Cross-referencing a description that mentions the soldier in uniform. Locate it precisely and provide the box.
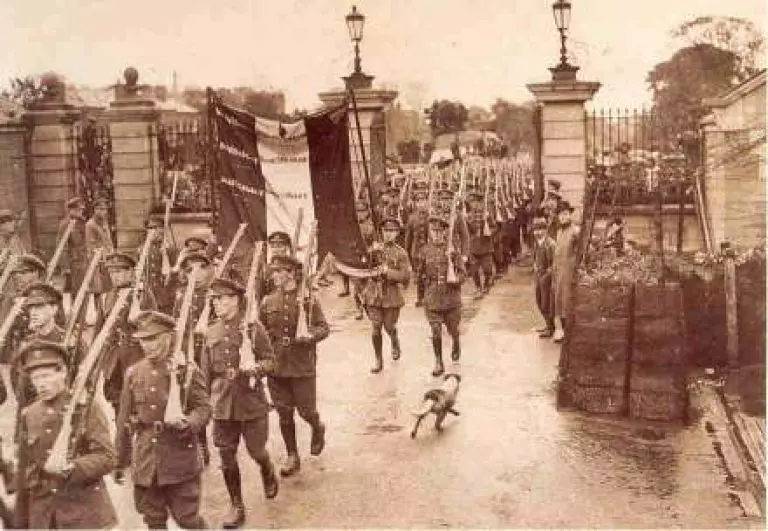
[261,255,329,478]
[56,197,87,293]
[264,231,293,296]
[422,216,466,377]
[15,340,118,529]
[99,251,156,415]
[115,311,211,530]
[85,197,115,299]
[0,209,26,255]
[0,255,46,366]
[467,195,495,298]
[404,189,430,307]
[200,278,279,528]
[363,218,411,373]
[144,218,175,313]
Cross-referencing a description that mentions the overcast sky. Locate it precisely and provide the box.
[0,0,764,111]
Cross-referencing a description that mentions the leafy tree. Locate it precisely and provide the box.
[490,99,536,155]
[3,75,50,107]
[672,16,765,81]
[426,100,468,136]
[647,44,741,142]
[396,139,421,164]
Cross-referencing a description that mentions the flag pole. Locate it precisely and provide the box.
[347,86,379,236]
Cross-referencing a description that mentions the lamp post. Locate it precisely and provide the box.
[549,0,579,81]
[344,5,374,89]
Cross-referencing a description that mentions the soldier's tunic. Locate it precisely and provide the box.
[116,358,211,529]
[552,223,580,319]
[57,214,87,292]
[200,315,275,456]
[468,214,494,288]
[173,280,211,365]
[362,241,411,332]
[9,325,66,409]
[261,290,329,417]
[404,210,429,302]
[422,241,465,336]
[85,217,114,295]
[18,391,117,529]
[146,241,174,314]
[533,236,556,328]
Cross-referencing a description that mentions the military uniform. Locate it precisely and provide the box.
[362,218,411,373]
[56,198,88,293]
[261,255,329,478]
[423,217,466,376]
[85,207,115,296]
[200,278,278,527]
[16,341,117,529]
[144,219,175,314]
[468,208,495,294]
[116,311,210,529]
[404,208,430,306]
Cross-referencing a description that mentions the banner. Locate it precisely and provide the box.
[305,103,370,269]
[211,93,266,245]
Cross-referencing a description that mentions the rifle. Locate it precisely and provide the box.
[295,222,317,340]
[128,229,155,322]
[482,163,492,237]
[63,249,104,343]
[46,219,74,282]
[0,362,17,527]
[427,166,436,216]
[493,167,504,223]
[0,254,17,299]
[161,171,180,281]
[397,172,412,223]
[168,266,198,422]
[446,167,466,284]
[242,242,265,389]
[292,208,304,258]
[193,223,247,336]
[0,297,25,352]
[44,286,131,472]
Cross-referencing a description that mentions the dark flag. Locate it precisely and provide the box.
[305,103,370,270]
[209,90,266,245]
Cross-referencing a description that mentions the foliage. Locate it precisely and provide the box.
[2,75,49,107]
[396,139,421,164]
[646,44,741,140]
[426,99,468,136]
[490,99,536,155]
[672,16,765,81]
[181,86,292,120]
[422,142,435,163]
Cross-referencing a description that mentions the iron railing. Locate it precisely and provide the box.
[156,119,213,213]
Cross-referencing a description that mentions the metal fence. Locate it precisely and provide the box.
[74,119,116,243]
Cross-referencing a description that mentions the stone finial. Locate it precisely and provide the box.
[39,72,66,103]
[124,67,139,88]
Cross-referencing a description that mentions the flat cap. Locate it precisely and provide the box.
[267,231,292,246]
[0,209,14,223]
[23,282,62,306]
[411,190,428,200]
[66,196,85,209]
[380,217,401,230]
[14,254,45,274]
[268,254,301,273]
[437,189,454,200]
[209,277,246,297]
[180,251,211,271]
[555,200,574,214]
[19,340,68,372]
[184,236,209,249]
[132,311,176,339]
[412,181,429,190]
[105,251,136,269]
[428,215,449,228]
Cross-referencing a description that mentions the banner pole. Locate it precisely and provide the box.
[206,87,219,236]
[347,87,379,236]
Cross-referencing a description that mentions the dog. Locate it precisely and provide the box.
[410,373,461,439]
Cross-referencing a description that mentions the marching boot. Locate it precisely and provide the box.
[310,417,326,456]
[451,339,461,362]
[222,466,245,529]
[415,277,425,307]
[391,331,401,361]
[279,421,301,477]
[258,458,279,499]
[431,336,445,377]
[370,334,383,373]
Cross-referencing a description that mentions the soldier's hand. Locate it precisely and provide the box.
[113,468,126,485]
[294,335,313,345]
[43,457,74,478]
[165,415,190,431]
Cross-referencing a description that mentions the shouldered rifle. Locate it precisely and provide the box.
[398,172,413,223]
[128,229,155,322]
[494,167,504,223]
[427,166,436,216]
[242,242,265,388]
[46,219,75,282]
[482,163,492,237]
[0,253,17,299]
[295,222,317,340]
[194,223,247,335]
[161,171,180,281]
[0,297,26,351]
[63,249,104,344]
[168,266,198,421]
[45,286,131,473]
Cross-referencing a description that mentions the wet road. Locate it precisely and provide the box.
[104,265,754,527]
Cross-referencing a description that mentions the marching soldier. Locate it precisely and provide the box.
[200,278,279,528]
[404,189,430,307]
[422,215,466,377]
[264,231,293,296]
[14,340,118,529]
[0,209,26,255]
[467,197,495,298]
[261,255,329,478]
[85,197,115,298]
[144,218,175,313]
[56,197,88,293]
[99,251,157,414]
[0,254,46,365]
[115,311,211,530]
[363,218,411,373]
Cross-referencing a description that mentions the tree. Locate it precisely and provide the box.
[490,99,536,155]
[426,100,468,136]
[3,75,50,107]
[647,44,741,142]
[396,139,421,164]
[672,16,765,81]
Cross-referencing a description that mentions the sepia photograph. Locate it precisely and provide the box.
[0,0,765,528]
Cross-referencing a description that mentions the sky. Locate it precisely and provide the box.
[0,0,764,112]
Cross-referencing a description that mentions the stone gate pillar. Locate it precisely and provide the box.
[318,79,397,197]
[23,75,81,254]
[527,74,600,221]
[107,67,159,250]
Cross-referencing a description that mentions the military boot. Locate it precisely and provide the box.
[258,458,279,499]
[310,418,326,456]
[221,467,245,529]
[279,421,301,477]
[451,339,461,362]
[431,336,445,377]
[391,331,401,361]
[371,334,383,373]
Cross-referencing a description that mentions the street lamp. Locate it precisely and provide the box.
[550,0,579,81]
[344,5,374,89]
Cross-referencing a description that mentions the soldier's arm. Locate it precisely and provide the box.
[307,299,330,344]
[67,401,117,485]
[114,368,134,471]
[249,320,275,376]
[457,214,471,257]
[199,342,212,392]
[184,368,211,434]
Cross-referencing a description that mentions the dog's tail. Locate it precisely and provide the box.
[411,397,436,416]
